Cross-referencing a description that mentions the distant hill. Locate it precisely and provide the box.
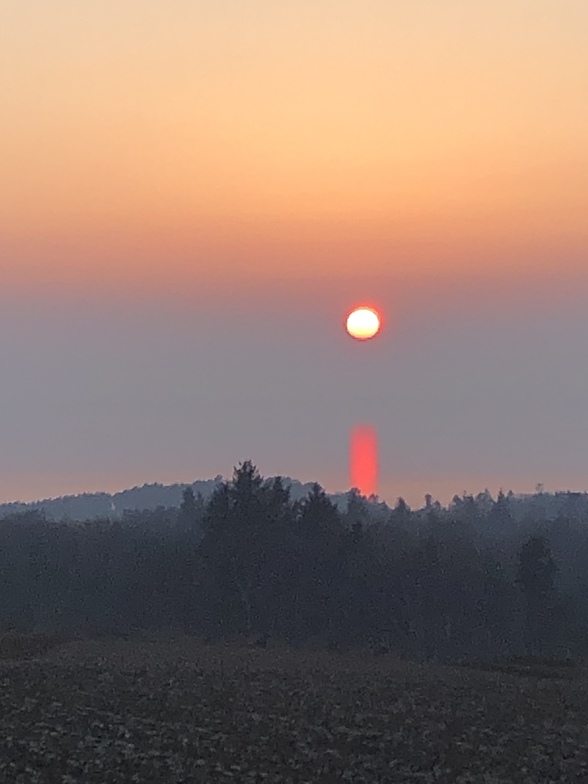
[0,476,330,522]
[2,475,587,525]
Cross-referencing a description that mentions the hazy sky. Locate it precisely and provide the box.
[2,1,588,505]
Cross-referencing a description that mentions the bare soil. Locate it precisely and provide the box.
[0,636,586,783]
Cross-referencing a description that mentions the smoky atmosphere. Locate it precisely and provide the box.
[2,1,588,781]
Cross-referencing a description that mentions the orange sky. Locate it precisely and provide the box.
[3,1,588,298]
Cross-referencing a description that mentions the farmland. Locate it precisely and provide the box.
[0,637,586,783]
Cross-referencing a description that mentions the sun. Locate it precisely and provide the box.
[346,306,381,340]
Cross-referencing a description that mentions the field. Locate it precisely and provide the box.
[0,636,587,783]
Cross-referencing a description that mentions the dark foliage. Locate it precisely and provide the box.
[0,464,586,662]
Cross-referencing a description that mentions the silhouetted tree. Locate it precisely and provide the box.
[517,534,557,656]
[200,462,281,637]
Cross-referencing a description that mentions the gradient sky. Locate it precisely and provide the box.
[2,1,588,506]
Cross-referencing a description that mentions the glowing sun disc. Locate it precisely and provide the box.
[346,307,381,340]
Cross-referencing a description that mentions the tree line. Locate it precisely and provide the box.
[0,461,586,662]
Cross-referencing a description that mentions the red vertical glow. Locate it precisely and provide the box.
[350,424,378,498]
